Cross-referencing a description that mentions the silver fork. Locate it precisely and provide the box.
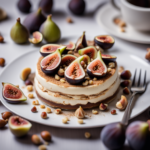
[121,69,147,126]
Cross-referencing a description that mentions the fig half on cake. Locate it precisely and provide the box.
[87,51,107,78]
[61,54,77,66]
[102,54,117,62]
[41,46,66,75]
[65,56,85,85]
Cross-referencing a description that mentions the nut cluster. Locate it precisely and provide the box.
[116,95,128,110]
[114,18,126,32]
[99,103,108,111]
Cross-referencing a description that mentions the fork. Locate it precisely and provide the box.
[121,69,147,126]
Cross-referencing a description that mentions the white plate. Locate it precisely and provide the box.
[0,36,150,129]
[95,3,150,44]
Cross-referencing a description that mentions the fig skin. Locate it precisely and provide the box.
[23,8,46,34]
[10,18,29,44]
[68,0,86,16]
[101,54,117,63]
[17,0,31,13]
[66,41,76,51]
[9,116,32,137]
[39,0,53,14]
[61,54,77,66]
[101,123,125,150]
[94,35,115,50]
[40,15,61,43]
[126,121,150,150]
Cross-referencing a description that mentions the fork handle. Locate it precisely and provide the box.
[121,92,137,126]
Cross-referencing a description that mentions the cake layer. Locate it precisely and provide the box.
[36,57,118,96]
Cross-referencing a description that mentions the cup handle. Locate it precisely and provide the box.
[111,0,121,11]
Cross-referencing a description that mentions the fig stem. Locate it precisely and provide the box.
[17,18,20,23]
[47,14,52,20]
[37,8,42,15]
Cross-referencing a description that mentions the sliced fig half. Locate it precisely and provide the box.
[2,82,27,104]
[78,46,97,59]
[94,35,115,49]
[61,54,77,66]
[102,54,117,62]
[65,56,85,85]
[66,41,75,51]
[9,116,32,137]
[29,31,43,44]
[41,47,66,75]
[87,51,107,78]
[75,31,87,52]
[82,54,90,65]
[40,44,65,57]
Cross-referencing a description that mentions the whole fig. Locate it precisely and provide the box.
[40,14,61,43]
[10,18,29,44]
[39,0,53,14]
[23,8,46,33]
[101,123,125,150]
[17,0,31,13]
[126,121,150,150]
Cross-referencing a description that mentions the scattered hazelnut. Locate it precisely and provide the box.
[16,85,19,88]
[31,106,37,113]
[82,80,89,86]
[1,111,13,120]
[66,17,73,23]
[121,70,131,79]
[99,103,108,111]
[27,85,33,92]
[31,134,41,145]
[67,50,73,54]
[25,80,33,86]
[145,48,150,61]
[85,132,91,139]
[60,78,65,83]
[46,107,51,113]
[32,100,39,105]
[0,36,4,43]
[88,80,93,85]
[41,131,51,141]
[120,80,130,87]
[107,68,112,72]
[75,106,85,119]
[78,119,83,124]
[111,110,116,115]
[58,68,64,77]
[20,67,31,81]
[40,104,46,109]
[114,18,121,25]
[108,62,115,68]
[119,21,126,27]
[123,87,130,95]
[55,74,60,81]
[0,58,5,67]
[55,108,61,114]
[92,110,98,114]
[0,119,7,128]
[28,93,34,99]
[116,95,128,110]
[93,77,97,81]
[41,112,47,119]
[38,145,47,150]
[118,66,124,74]
[62,117,68,124]
[85,76,90,80]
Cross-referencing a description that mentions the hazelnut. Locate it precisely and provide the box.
[31,134,41,145]
[120,80,130,87]
[1,111,13,120]
[111,110,116,115]
[66,17,73,23]
[25,80,33,86]
[58,68,64,77]
[41,131,51,141]
[55,109,61,114]
[67,50,73,54]
[38,145,47,150]
[32,100,39,105]
[40,104,46,109]
[16,85,19,88]
[93,77,97,81]
[121,70,131,79]
[62,117,68,124]
[41,112,47,119]
[78,119,83,124]
[119,21,126,27]
[60,78,65,83]
[0,58,5,67]
[92,110,98,114]
[107,68,112,72]
[116,95,128,110]
[118,66,124,74]
[99,103,108,111]
[27,85,33,92]
[145,50,150,61]
[108,62,115,68]
[0,119,7,128]
[0,36,4,43]
[28,93,34,99]
[55,74,60,81]
[20,67,31,81]
[114,18,121,25]
[75,106,85,119]
[82,80,88,86]
[85,132,91,139]
[123,87,130,95]
[46,107,51,113]
[31,106,37,113]
[89,80,93,85]
[85,76,90,80]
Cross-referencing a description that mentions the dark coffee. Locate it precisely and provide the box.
[127,0,150,8]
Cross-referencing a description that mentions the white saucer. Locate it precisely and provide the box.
[95,3,150,44]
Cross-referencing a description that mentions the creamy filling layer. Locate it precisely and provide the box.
[34,77,120,106]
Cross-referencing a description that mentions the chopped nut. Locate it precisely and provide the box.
[92,110,98,114]
[58,68,64,77]
[123,87,130,95]
[66,17,73,23]
[55,74,60,81]
[88,80,93,85]
[119,21,126,27]
[93,77,97,81]
[16,85,19,88]
[116,95,128,110]
[60,78,65,83]
[114,18,121,25]
[0,58,5,67]
[84,69,87,72]
[119,27,125,32]
[62,117,68,124]
[31,106,37,113]
[40,104,46,109]
[31,134,41,145]
[28,93,34,99]
[85,76,90,80]
[46,107,51,113]
[145,49,150,61]
[111,110,116,115]
[108,62,115,68]
[27,85,33,92]
[85,132,91,139]
[55,108,61,114]
[0,36,4,43]
[118,66,124,74]
[41,112,47,119]
[84,64,87,69]
[107,68,112,72]
[38,145,47,150]
[44,142,49,145]
[32,100,39,105]
[67,50,73,54]
[82,80,88,86]
[75,106,85,119]
[99,103,108,111]
[78,119,83,124]
[20,67,31,81]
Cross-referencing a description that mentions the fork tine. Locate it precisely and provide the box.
[143,70,147,87]
[137,69,141,86]
[132,69,137,87]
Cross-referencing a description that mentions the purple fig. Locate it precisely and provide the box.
[39,0,53,14]
[17,0,31,13]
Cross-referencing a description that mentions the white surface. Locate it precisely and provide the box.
[95,3,150,44]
